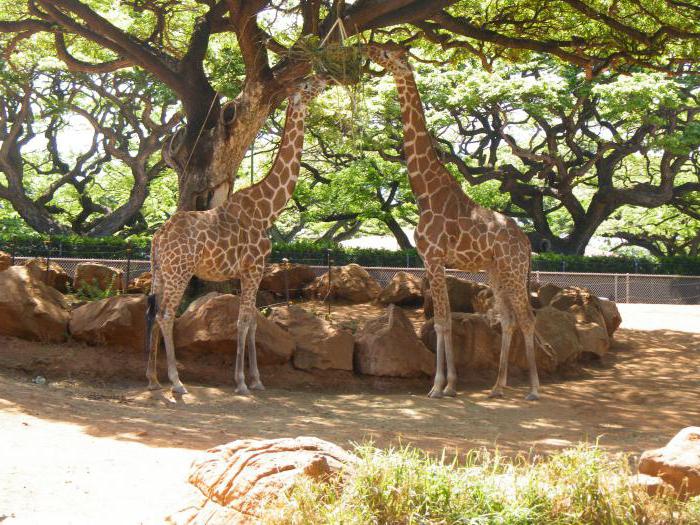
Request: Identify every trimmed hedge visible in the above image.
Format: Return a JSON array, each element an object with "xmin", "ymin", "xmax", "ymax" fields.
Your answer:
[{"xmin": 1, "ymin": 234, "xmax": 699, "ymax": 276}]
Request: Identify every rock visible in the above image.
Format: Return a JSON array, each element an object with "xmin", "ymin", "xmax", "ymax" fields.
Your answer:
[
  {"xmin": 549, "ymin": 287, "xmax": 611, "ymax": 357},
  {"xmin": 630, "ymin": 474, "xmax": 676, "ymax": 497},
  {"xmin": 271, "ymin": 306, "xmax": 354, "ymax": 371},
  {"xmin": 537, "ymin": 283, "xmax": 563, "ymax": 307},
  {"xmin": 0, "ymin": 250, "xmax": 11, "ymax": 271},
  {"xmin": 126, "ymin": 271, "xmax": 152, "ymax": 294},
  {"xmin": 304, "ymin": 263, "xmax": 381, "ymax": 303},
  {"xmin": 355, "ymin": 304, "xmax": 435, "ymax": 377},
  {"xmin": 69, "ymin": 294, "xmax": 146, "ymax": 350},
  {"xmin": 377, "ymin": 271, "xmax": 423, "ymax": 306},
  {"xmin": 472, "ymin": 288, "xmax": 495, "ymax": 314},
  {"xmin": 639, "ymin": 427, "xmax": 700, "ymax": 498},
  {"xmin": 256, "ymin": 290, "xmax": 277, "ymax": 308},
  {"xmin": 23, "ymin": 258, "xmax": 70, "ymax": 293},
  {"xmin": 74, "ymin": 262, "xmax": 125, "ymax": 293},
  {"xmin": 260, "ymin": 263, "xmax": 316, "ymax": 297},
  {"xmin": 174, "ymin": 294, "xmax": 293, "ymax": 365},
  {"xmin": 170, "ymin": 437, "xmax": 356, "ymax": 524},
  {"xmin": 422, "ymin": 275, "xmax": 489, "ymax": 319},
  {"xmin": 597, "ymin": 298, "xmax": 622, "ymax": 337},
  {"xmin": 419, "ymin": 306, "xmax": 580, "ymax": 375},
  {"xmin": 0, "ymin": 266, "xmax": 68, "ymax": 342}
]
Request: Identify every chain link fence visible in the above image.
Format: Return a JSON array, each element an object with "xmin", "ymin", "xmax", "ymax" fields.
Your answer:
[{"xmin": 11, "ymin": 255, "xmax": 700, "ymax": 305}]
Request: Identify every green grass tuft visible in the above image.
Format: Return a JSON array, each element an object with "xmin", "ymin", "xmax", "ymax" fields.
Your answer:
[{"xmin": 264, "ymin": 444, "xmax": 700, "ymax": 525}]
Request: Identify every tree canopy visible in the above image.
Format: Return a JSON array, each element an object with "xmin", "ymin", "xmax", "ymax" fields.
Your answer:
[{"xmin": 0, "ymin": 1, "xmax": 699, "ymax": 255}]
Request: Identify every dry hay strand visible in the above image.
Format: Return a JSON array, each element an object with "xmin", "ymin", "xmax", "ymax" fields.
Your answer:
[{"xmin": 288, "ymin": 35, "xmax": 364, "ymax": 86}]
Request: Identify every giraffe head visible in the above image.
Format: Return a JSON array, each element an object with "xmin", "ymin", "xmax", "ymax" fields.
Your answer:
[
  {"xmin": 290, "ymin": 75, "xmax": 328, "ymax": 107},
  {"xmin": 365, "ymin": 43, "xmax": 411, "ymax": 76}
]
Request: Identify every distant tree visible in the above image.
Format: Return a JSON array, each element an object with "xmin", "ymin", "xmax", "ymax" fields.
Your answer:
[{"xmin": 0, "ymin": 67, "xmax": 179, "ymax": 235}]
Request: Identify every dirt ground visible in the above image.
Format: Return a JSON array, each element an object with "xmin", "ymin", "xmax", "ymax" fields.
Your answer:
[{"xmin": 0, "ymin": 302, "xmax": 699, "ymax": 524}]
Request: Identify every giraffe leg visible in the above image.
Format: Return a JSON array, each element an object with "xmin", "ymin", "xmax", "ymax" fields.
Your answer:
[
  {"xmin": 514, "ymin": 300, "xmax": 540, "ymax": 401},
  {"xmin": 426, "ymin": 264, "xmax": 452, "ymax": 398},
  {"xmin": 234, "ymin": 316, "xmax": 251, "ymax": 395},
  {"xmin": 146, "ymin": 325, "xmax": 161, "ymax": 390},
  {"xmin": 159, "ymin": 313, "xmax": 187, "ymax": 395},
  {"xmin": 489, "ymin": 283, "xmax": 515, "ymax": 399},
  {"xmin": 247, "ymin": 318, "xmax": 265, "ymax": 391},
  {"xmin": 234, "ymin": 272, "xmax": 261, "ymax": 395}
]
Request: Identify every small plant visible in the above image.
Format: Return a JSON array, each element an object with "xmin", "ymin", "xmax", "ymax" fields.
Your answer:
[{"xmin": 70, "ymin": 275, "xmax": 121, "ymax": 302}]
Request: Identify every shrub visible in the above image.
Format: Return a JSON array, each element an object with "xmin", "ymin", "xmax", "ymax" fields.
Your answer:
[{"xmin": 265, "ymin": 444, "xmax": 700, "ymax": 525}]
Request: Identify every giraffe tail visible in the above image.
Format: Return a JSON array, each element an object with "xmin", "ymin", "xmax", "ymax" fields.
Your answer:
[{"xmin": 145, "ymin": 242, "xmax": 159, "ymax": 359}]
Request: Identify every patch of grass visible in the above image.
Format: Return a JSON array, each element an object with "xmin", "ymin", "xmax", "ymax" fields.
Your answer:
[{"xmin": 264, "ymin": 444, "xmax": 700, "ymax": 524}]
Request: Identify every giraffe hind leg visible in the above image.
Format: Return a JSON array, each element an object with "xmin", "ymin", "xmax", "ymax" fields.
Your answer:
[{"xmin": 247, "ymin": 319, "xmax": 265, "ymax": 390}]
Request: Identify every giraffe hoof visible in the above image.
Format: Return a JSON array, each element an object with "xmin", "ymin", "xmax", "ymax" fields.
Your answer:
[
  {"xmin": 235, "ymin": 385, "xmax": 251, "ymax": 396},
  {"xmin": 525, "ymin": 392, "xmax": 540, "ymax": 401},
  {"xmin": 442, "ymin": 386, "xmax": 457, "ymax": 397},
  {"xmin": 488, "ymin": 389, "xmax": 504, "ymax": 399},
  {"xmin": 249, "ymin": 382, "xmax": 265, "ymax": 391},
  {"xmin": 428, "ymin": 387, "xmax": 444, "ymax": 399},
  {"xmin": 171, "ymin": 385, "xmax": 188, "ymax": 395}
]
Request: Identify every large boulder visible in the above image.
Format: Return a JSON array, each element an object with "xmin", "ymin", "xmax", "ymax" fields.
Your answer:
[
  {"xmin": 422, "ymin": 275, "xmax": 489, "ymax": 319},
  {"xmin": 304, "ymin": 263, "xmax": 381, "ymax": 303},
  {"xmin": 74, "ymin": 262, "xmax": 125, "ymax": 293},
  {"xmin": 0, "ymin": 266, "xmax": 69, "ymax": 342},
  {"xmin": 0, "ymin": 250, "xmax": 11, "ymax": 271},
  {"xmin": 69, "ymin": 294, "xmax": 146, "ymax": 350},
  {"xmin": 537, "ymin": 283, "xmax": 563, "ymax": 307},
  {"xmin": 420, "ymin": 306, "xmax": 580, "ymax": 375},
  {"xmin": 126, "ymin": 271, "xmax": 152, "ymax": 294},
  {"xmin": 23, "ymin": 257, "xmax": 70, "ymax": 293},
  {"xmin": 174, "ymin": 294, "xmax": 293, "ymax": 365},
  {"xmin": 377, "ymin": 271, "xmax": 423, "ymax": 306},
  {"xmin": 355, "ymin": 304, "xmax": 435, "ymax": 377},
  {"xmin": 597, "ymin": 298, "xmax": 622, "ymax": 337},
  {"xmin": 169, "ymin": 437, "xmax": 356, "ymax": 524},
  {"xmin": 639, "ymin": 427, "xmax": 700, "ymax": 498},
  {"xmin": 271, "ymin": 305, "xmax": 354, "ymax": 371},
  {"xmin": 260, "ymin": 263, "xmax": 316, "ymax": 297}
]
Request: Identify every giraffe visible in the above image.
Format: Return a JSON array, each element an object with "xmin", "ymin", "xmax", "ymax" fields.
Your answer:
[
  {"xmin": 145, "ymin": 75, "xmax": 327, "ymax": 395},
  {"xmin": 365, "ymin": 44, "xmax": 541, "ymax": 400}
]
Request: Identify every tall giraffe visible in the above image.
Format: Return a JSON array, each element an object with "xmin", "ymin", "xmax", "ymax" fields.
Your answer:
[
  {"xmin": 146, "ymin": 75, "xmax": 327, "ymax": 395},
  {"xmin": 366, "ymin": 44, "xmax": 540, "ymax": 400}
]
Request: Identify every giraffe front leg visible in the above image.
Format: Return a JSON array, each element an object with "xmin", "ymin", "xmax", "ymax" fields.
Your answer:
[
  {"xmin": 234, "ymin": 315, "xmax": 251, "ymax": 395},
  {"xmin": 426, "ymin": 264, "xmax": 453, "ymax": 398},
  {"xmin": 159, "ymin": 314, "xmax": 187, "ymax": 395},
  {"xmin": 247, "ymin": 318, "xmax": 265, "ymax": 391},
  {"xmin": 146, "ymin": 325, "xmax": 162, "ymax": 390}
]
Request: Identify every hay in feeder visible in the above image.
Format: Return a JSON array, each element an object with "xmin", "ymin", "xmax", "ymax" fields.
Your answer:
[{"xmin": 289, "ymin": 35, "xmax": 364, "ymax": 85}]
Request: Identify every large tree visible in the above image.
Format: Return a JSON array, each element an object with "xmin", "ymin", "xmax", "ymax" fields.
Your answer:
[{"xmin": 2, "ymin": 0, "xmax": 696, "ymax": 217}]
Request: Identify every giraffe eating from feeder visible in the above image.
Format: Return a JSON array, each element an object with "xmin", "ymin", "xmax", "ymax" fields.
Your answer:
[
  {"xmin": 365, "ymin": 43, "xmax": 542, "ymax": 400},
  {"xmin": 146, "ymin": 75, "xmax": 327, "ymax": 395}
]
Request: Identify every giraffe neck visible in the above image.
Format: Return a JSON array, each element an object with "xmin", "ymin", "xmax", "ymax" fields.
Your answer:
[
  {"xmin": 226, "ymin": 100, "xmax": 307, "ymax": 224},
  {"xmin": 391, "ymin": 68, "xmax": 463, "ymax": 204}
]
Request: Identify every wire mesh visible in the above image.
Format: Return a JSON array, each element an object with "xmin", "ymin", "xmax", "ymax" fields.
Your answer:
[{"xmin": 11, "ymin": 256, "xmax": 700, "ymax": 305}]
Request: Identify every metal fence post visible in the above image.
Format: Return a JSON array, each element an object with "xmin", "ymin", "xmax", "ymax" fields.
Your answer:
[
  {"xmin": 406, "ymin": 252, "xmax": 410, "ymax": 268},
  {"xmin": 625, "ymin": 273, "xmax": 630, "ymax": 303},
  {"xmin": 326, "ymin": 248, "xmax": 332, "ymax": 316},
  {"xmin": 614, "ymin": 274, "xmax": 619, "ymax": 302},
  {"xmin": 43, "ymin": 239, "xmax": 51, "ymax": 284},
  {"xmin": 282, "ymin": 257, "xmax": 290, "ymax": 306},
  {"xmin": 125, "ymin": 241, "xmax": 132, "ymax": 290},
  {"xmin": 535, "ymin": 270, "xmax": 540, "ymax": 285},
  {"xmin": 10, "ymin": 236, "xmax": 16, "ymax": 265}
]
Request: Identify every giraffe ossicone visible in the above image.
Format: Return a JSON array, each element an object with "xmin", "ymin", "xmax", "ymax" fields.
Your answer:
[
  {"xmin": 365, "ymin": 43, "xmax": 542, "ymax": 401},
  {"xmin": 145, "ymin": 75, "xmax": 327, "ymax": 395}
]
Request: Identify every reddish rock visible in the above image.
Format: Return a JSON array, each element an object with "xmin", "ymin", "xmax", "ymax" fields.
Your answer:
[
  {"xmin": 271, "ymin": 305, "xmax": 354, "ymax": 371},
  {"xmin": 126, "ymin": 271, "xmax": 152, "ymax": 294},
  {"xmin": 630, "ymin": 474, "xmax": 676, "ymax": 497},
  {"xmin": 169, "ymin": 437, "xmax": 356, "ymax": 524},
  {"xmin": 74, "ymin": 262, "xmax": 125, "ymax": 293},
  {"xmin": 377, "ymin": 271, "xmax": 423, "ymax": 306},
  {"xmin": 23, "ymin": 257, "xmax": 70, "ymax": 293},
  {"xmin": 639, "ymin": 427, "xmax": 700, "ymax": 498},
  {"xmin": 598, "ymin": 298, "xmax": 622, "ymax": 337},
  {"xmin": 260, "ymin": 263, "xmax": 316, "ymax": 297},
  {"xmin": 355, "ymin": 304, "xmax": 435, "ymax": 377},
  {"xmin": 549, "ymin": 286, "xmax": 612, "ymax": 357},
  {"xmin": 537, "ymin": 283, "xmax": 563, "ymax": 307},
  {"xmin": 69, "ymin": 294, "xmax": 146, "ymax": 350},
  {"xmin": 174, "ymin": 294, "xmax": 293, "ymax": 365},
  {"xmin": 0, "ymin": 250, "xmax": 11, "ymax": 271},
  {"xmin": 422, "ymin": 275, "xmax": 488, "ymax": 319},
  {"xmin": 305, "ymin": 263, "xmax": 381, "ymax": 303},
  {"xmin": 0, "ymin": 266, "xmax": 68, "ymax": 342}
]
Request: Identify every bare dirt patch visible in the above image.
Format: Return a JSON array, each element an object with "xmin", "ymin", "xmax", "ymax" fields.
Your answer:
[{"xmin": 1, "ymin": 302, "xmax": 699, "ymax": 523}]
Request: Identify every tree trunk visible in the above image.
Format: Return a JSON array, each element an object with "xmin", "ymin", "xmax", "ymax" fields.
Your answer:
[{"xmin": 384, "ymin": 214, "xmax": 414, "ymax": 249}]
